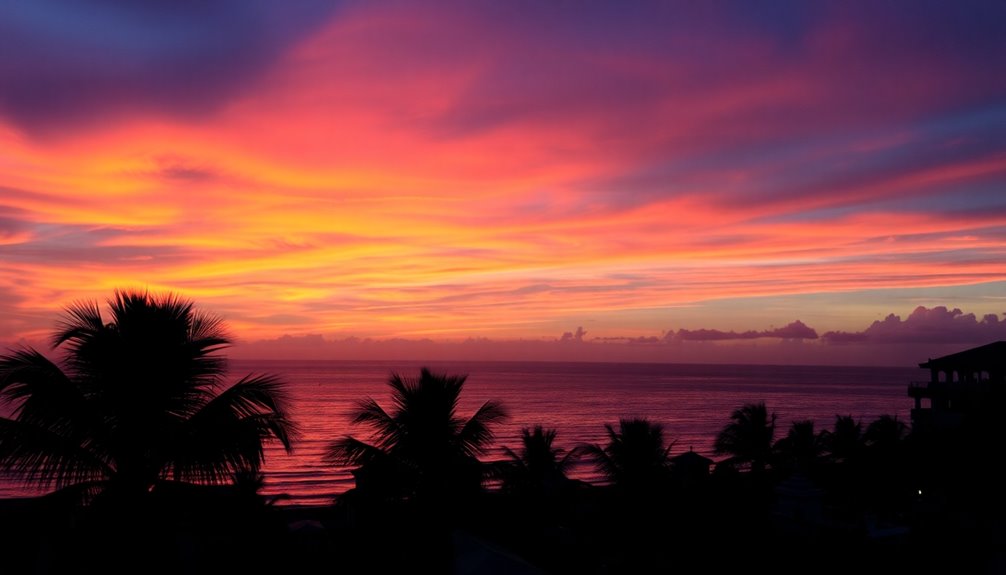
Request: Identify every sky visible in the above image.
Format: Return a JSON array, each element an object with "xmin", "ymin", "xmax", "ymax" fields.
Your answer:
[{"xmin": 1, "ymin": 1, "xmax": 1005, "ymax": 365}]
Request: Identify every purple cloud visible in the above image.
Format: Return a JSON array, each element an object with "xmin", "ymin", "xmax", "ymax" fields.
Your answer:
[
  {"xmin": 768, "ymin": 320, "xmax": 818, "ymax": 339},
  {"xmin": 226, "ymin": 308, "xmax": 1002, "ymax": 366},
  {"xmin": 674, "ymin": 320, "xmax": 818, "ymax": 342},
  {"xmin": 559, "ymin": 326, "xmax": 587, "ymax": 342},
  {"xmin": 1, "ymin": 224, "xmax": 185, "ymax": 267},
  {"xmin": 0, "ymin": 1, "xmax": 336, "ymax": 135},
  {"xmin": 136, "ymin": 157, "xmax": 221, "ymax": 183},
  {"xmin": 822, "ymin": 306, "xmax": 1006, "ymax": 344}
]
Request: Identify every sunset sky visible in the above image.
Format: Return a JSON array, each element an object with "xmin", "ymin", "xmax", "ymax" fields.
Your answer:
[{"xmin": 1, "ymin": 1, "xmax": 1005, "ymax": 363}]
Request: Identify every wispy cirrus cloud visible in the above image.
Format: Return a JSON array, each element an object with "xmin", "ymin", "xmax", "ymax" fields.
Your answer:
[{"xmin": 0, "ymin": 2, "xmax": 1004, "ymax": 348}]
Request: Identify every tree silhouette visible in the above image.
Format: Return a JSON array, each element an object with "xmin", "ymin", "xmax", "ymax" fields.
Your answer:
[
  {"xmin": 863, "ymin": 414, "xmax": 907, "ymax": 453},
  {"xmin": 715, "ymin": 402, "xmax": 776, "ymax": 473},
  {"xmin": 821, "ymin": 414, "xmax": 862, "ymax": 463},
  {"xmin": 326, "ymin": 368, "xmax": 507, "ymax": 505},
  {"xmin": 860, "ymin": 414, "xmax": 910, "ymax": 514},
  {"xmin": 774, "ymin": 419, "xmax": 824, "ymax": 472},
  {"xmin": 499, "ymin": 425, "xmax": 580, "ymax": 497},
  {"xmin": 0, "ymin": 290, "xmax": 296, "ymax": 504},
  {"xmin": 584, "ymin": 418, "xmax": 673, "ymax": 493}
]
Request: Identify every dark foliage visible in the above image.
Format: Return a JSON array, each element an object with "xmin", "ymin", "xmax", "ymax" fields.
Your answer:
[
  {"xmin": 0, "ymin": 290, "xmax": 297, "ymax": 504},
  {"xmin": 326, "ymin": 367, "xmax": 507, "ymax": 505}
]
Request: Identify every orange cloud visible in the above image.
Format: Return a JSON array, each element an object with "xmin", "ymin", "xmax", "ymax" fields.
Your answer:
[{"xmin": 1, "ymin": 3, "xmax": 1005, "ymax": 348}]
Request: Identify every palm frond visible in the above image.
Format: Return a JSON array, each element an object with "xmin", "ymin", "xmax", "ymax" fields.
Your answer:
[
  {"xmin": 0, "ymin": 348, "xmax": 107, "ymax": 453},
  {"xmin": 0, "ymin": 416, "xmax": 111, "ymax": 489},
  {"xmin": 0, "ymin": 347, "xmax": 78, "ymax": 406},
  {"xmin": 350, "ymin": 397, "xmax": 399, "ymax": 448},
  {"xmin": 325, "ymin": 436, "xmax": 387, "ymax": 467},
  {"xmin": 51, "ymin": 300, "xmax": 105, "ymax": 349},
  {"xmin": 582, "ymin": 443, "xmax": 616, "ymax": 482},
  {"xmin": 170, "ymin": 412, "xmax": 294, "ymax": 484},
  {"xmin": 715, "ymin": 402, "xmax": 776, "ymax": 472},
  {"xmin": 171, "ymin": 374, "xmax": 298, "ymax": 483},
  {"xmin": 557, "ymin": 445, "xmax": 585, "ymax": 474},
  {"xmin": 186, "ymin": 310, "xmax": 229, "ymax": 347},
  {"xmin": 586, "ymin": 419, "xmax": 673, "ymax": 487},
  {"xmin": 182, "ymin": 309, "xmax": 231, "ymax": 387},
  {"xmin": 110, "ymin": 290, "xmax": 191, "ymax": 327},
  {"xmin": 205, "ymin": 374, "xmax": 272, "ymax": 412},
  {"xmin": 485, "ymin": 457, "xmax": 520, "ymax": 484},
  {"xmin": 501, "ymin": 445, "xmax": 525, "ymax": 465},
  {"xmin": 458, "ymin": 400, "xmax": 508, "ymax": 456},
  {"xmin": 499, "ymin": 425, "xmax": 580, "ymax": 492},
  {"xmin": 193, "ymin": 374, "xmax": 297, "ymax": 447}
]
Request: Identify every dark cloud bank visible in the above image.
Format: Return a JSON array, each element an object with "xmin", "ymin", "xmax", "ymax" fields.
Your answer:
[
  {"xmin": 0, "ymin": 1, "xmax": 336, "ymax": 135},
  {"xmin": 821, "ymin": 306, "xmax": 1006, "ymax": 344},
  {"xmin": 231, "ymin": 306, "xmax": 1006, "ymax": 367}
]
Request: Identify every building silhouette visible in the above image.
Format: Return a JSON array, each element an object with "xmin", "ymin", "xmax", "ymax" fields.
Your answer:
[{"xmin": 909, "ymin": 341, "xmax": 1006, "ymax": 431}]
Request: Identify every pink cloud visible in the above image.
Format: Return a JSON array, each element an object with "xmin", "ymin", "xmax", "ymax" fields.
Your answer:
[{"xmin": 0, "ymin": 3, "xmax": 1003, "ymax": 348}]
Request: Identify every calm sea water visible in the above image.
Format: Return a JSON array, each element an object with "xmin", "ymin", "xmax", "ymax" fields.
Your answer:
[{"xmin": 0, "ymin": 361, "xmax": 916, "ymax": 505}]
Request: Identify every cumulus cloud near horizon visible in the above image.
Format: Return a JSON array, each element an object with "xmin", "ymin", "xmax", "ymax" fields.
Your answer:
[
  {"xmin": 559, "ymin": 327, "xmax": 588, "ymax": 342},
  {"xmin": 822, "ymin": 306, "xmax": 1006, "ymax": 344},
  {"xmin": 12, "ymin": 307, "xmax": 1001, "ymax": 361},
  {"xmin": 672, "ymin": 320, "xmax": 818, "ymax": 342},
  {"xmin": 235, "ymin": 308, "xmax": 1006, "ymax": 357},
  {"xmin": 204, "ymin": 306, "xmax": 1004, "ymax": 367}
]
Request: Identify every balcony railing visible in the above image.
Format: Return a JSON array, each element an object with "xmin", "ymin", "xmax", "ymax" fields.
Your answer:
[{"xmin": 908, "ymin": 379, "xmax": 996, "ymax": 398}]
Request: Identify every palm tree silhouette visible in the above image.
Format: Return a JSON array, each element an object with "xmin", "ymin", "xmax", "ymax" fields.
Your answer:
[
  {"xmin": 774, "ymin": 419, "xmax": 824, "ymax": 472},
  {"xmin": 499, "ymin": 425, "xmax": 580, "ymax": 497},
  {"xmin": 584, "ymin": 418, "xmax": 673, "ymax": 492},
  {"xmin": 326, "ymin": 368, "xmax": 507, "ymax": 505},
  {"xmin": 0, "ymin": 291, "xmax": 296, "ymax": 504},
  {"xmin": 821, "ymin": 414, "xmax": 862, "ymax": 463},
  {"xmin": 715, "ymin": 402, "xmax": 776, "ymax": 473},
  {"xmin": 863, "ymin": 414, "xmax": 907, "ymax": 452}
]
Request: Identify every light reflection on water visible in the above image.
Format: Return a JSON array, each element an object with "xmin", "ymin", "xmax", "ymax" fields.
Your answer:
[{"xmin": 0, "ymin": 360, "xmax": 914, "ymax": 506}]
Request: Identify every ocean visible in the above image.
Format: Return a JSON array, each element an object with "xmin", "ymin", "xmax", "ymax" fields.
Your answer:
[{"xmin": 0, "ymin": 360, "xmax": 917, "ymax": 505}]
